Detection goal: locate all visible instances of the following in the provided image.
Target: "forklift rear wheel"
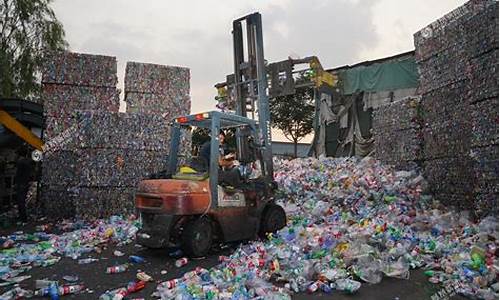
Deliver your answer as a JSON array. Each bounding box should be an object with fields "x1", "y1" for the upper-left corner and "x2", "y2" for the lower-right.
[
  {"x1": 182, "y1": 217, "x2": 213, "y2": 258},
  {"x1": 260, "y1": 204, "x2": 286, "y2": 237}
]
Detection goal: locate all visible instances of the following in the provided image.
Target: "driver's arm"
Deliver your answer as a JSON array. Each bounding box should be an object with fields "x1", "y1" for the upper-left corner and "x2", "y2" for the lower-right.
[{"x1": 218, "y1": 152, "x2": 236, "y2": 168}]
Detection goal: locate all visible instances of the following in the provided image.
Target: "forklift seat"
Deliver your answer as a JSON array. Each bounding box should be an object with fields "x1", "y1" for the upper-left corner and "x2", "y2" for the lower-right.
[{"x1": 172, "y1": 172, "x2": 209, "y2": 181}]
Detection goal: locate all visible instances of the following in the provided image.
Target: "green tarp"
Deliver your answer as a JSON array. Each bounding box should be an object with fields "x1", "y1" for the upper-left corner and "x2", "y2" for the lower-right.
[{"x1": 339, "y1": 56, "x2": 418, "y2": 95}]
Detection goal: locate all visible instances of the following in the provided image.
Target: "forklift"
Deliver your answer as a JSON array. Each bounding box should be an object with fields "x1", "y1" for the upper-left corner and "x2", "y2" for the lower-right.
[{"x1": 135, "y1": 13, "x2": 287, "y2": 257}]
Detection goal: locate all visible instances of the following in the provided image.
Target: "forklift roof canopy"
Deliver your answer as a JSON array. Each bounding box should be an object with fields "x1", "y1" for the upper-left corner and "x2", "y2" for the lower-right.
[{"x1": 174, "y1": 111, "x2": 257, "y2": 130}]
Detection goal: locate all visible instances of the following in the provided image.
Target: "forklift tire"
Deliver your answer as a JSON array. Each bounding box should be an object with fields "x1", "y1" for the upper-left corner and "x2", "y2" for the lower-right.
[
  {"x1": 181, "y1": 217, "x2": 213, "y2": 258},
  {"x1": 259, "y1": 204, "x2": 286, "y2": 237}
]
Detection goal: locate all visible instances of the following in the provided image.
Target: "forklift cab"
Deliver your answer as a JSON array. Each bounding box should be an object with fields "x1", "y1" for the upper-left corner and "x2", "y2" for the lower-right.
[
  {"x1": 135, "y1": 111, "x2": 286, "y2": 257},
  {"x1": 167, "y1": 110, "x2": 269, "y2": 200}
]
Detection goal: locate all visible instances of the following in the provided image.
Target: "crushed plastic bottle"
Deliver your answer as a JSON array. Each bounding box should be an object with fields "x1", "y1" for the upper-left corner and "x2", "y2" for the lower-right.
[
  {"x1": 106, "y1": 263, "x2": 129, "y2": 274},
  {"x1": 0, "y1": 215, "x2": 140, "y2": 283},
  {"x1": 99, "y1": 287, "x2": 128, "y2": 300},
  {"x1": 129, "y1": 255, "x2": 145, "y2": 263},
  {"x1": 334, "y1": 278, "x2": 362, "y2": 293},
  {"x1": 0, "y1": 287, "x2": 33, "y2": 300},
  {"x1": 175, "y1": 257, "x2": 189, "y2": 267},
  {"x1": 151, "y1": 157, "x2": 498, "y2": 299},
  {"x1": 78, "y1": 258, "x2": 99, "y2": 264}
]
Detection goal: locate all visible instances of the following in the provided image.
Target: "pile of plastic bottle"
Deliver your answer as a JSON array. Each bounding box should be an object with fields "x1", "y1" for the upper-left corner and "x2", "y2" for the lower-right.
[
  {"x1": 153, "y1": 156, "x2": 498, "y2": 299},
  {"x1": 0, "y1": 215, "x2": 140, "y2": 295}
]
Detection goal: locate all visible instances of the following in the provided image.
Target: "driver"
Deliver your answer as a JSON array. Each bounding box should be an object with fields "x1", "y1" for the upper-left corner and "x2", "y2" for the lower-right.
[{"x1": 193, "y1": 131, "x2": 241, "y2": 187}]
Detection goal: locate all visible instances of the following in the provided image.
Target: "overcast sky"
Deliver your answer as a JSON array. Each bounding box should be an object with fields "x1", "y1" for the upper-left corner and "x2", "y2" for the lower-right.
[{"x1": 52, "y1": 0, "x2": 466, "y2": 127}]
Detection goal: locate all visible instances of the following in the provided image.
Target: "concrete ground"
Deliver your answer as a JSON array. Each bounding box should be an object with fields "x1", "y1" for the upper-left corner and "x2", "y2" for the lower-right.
[{"x1": 0, "y1": 222, "x2": 467, "y2": 300}]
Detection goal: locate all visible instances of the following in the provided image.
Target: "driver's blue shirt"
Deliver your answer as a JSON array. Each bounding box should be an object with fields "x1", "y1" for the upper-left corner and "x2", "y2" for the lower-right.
[{"x1": 199, "y1": 141, "x2": 226, "y2": 170}]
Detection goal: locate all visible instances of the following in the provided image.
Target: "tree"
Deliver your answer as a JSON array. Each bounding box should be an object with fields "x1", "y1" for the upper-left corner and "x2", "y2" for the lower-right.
[
  {"x1": 270, "y1": 88, "x2": 315, "y2": 157},
  {"x1": 0, "y1": 0, "x2": 67, "y2": 99}
]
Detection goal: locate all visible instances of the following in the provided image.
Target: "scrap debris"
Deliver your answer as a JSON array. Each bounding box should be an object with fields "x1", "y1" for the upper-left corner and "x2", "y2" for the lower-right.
[{"x1": 151, "y1": 157, "x2": 498, "y2": 299}]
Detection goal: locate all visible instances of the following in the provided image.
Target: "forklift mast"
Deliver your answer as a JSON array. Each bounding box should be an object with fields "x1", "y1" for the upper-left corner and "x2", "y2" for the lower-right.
[
  {"x1": 216, "y1": 48, "x2": 339, "y2": 159},
  {"x1": 231, "y1": 13, "x2": 273, "y2": 180}
]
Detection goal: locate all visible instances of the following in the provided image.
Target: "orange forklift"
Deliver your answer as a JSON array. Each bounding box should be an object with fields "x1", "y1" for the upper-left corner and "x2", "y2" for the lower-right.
[{"x1": 135, "y1": 13, "x2": 286, "y2": 257}]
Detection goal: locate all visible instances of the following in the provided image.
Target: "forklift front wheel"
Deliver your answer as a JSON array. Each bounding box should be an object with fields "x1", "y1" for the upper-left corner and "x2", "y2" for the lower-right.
[
  {"x1": 259, "y1": 204, "x2": 286, "y2": 237},
  {"x1": 182, "y1": 217, "x2": 213, "y2": 258}
]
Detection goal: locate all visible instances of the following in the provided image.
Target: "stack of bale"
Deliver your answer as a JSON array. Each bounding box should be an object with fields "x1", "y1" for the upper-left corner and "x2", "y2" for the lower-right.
[
  {"x1": 124, "y1": 62, "x2": 190, "y2": 114},
  {"x1": 124, "y1": 62, "x2": 192, "y2": 160},
  {"x1": 372, "y1": 97, "x2": 423, "y2": 170},
  {"x1": 41, "y1": 52, "x2": 120, "y2": 139},
  {"x1": 41, "y1": 52, "x2": 191, "y2": 219},
  {"x1": 41, "y1": 52, "x2": 120, "y2": 218},
  {"x1": 414, "y1": 0, "x2": 498, "y2": 217}
]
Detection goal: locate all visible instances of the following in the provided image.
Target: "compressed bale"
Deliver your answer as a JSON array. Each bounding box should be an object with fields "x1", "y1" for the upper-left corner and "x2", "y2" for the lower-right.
[
  {"x1": 467, "y1": 49, "x2": 499, "y2": 103},
  {"x1": 372, "y1": 97, "x2": 423, "y2": 166},
  {"x1": 423, "y1": 157, "x2": 475, "y2": 195},
  {"x1": 422, "y1": 119, "x2": 472, "y2": 159},
  {"x1": 106, "y1": 188, "x2": 136, "y2": 217},
  {"x1": 473, "y1": 192, "x2": 499, "y2": 219},
  {"x1": 40, "y1": 57, "x2": 192, "y2": 219},
  {"x1": 41, "y1": 184, "x2": 77, "y2": 219},
  {"x1": 124, "y1": 62, "x2": 190, "y2": 95},
  {"x1": 43, "y1": 114, "x2": 80, "y2": 141},
  {"x1": 74, "y1": 111, "x2": 171, "y2": 151},
  {"x1": 125, "y1": 91, "x2": 191, "y2": 115},
  {"x1": 414, "y1": 0, "x2": 497, "y2": 61},
  {"x1": 471, "y1": 98, "x2": 499, "y2": 147},
  {"x1": 470, "y1": 144, "x2": 499, "y2": 193},
  {"x1": 71, "y1": 187, "x2": 109, "y2": 219},
  {"x1": 433, "y1": 192, "x2": 474, "y2": 211},
  {"x1": 373, "y1": 128, "x2": 422, "y2": 163},
  {"x1": 42, "y1": 51, "x2": 118, "y2": 87},
  {"x1": 417, "y1": 48, "x2": 471, "y2": 92},
  {"x1": 371, "y1": 97, "x2": 422, "y2": 130},
  {"x1": 71, "y1": 187, "x2": 136, "y2": 218},
  {"x1": 419, "y1": 80, "x2": 471, "y2": 122},
  {"x1": 41, "y1": 150, "x2": 81, "y2": 187},
  {"x1": 42, "y1": 84, "x2": 120, "y2": 113},
  {"x1": 76, "y1": 149, "x2": 168, "y2": 187},
  {"x1": 465, "y1": 3, "x2": 499, "y2": 58}
]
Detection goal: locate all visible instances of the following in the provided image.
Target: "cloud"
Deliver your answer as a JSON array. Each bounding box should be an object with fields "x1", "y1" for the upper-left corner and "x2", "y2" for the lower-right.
[
  {"x1": 51, "y1": 0, "x2": 382, "y2": 115},
  {"x1": 357, "y1": 0, "x2": 468, "y2": 60},
  {"x1": 263, "y1": 0, "x2": 380, "y2": 66}
]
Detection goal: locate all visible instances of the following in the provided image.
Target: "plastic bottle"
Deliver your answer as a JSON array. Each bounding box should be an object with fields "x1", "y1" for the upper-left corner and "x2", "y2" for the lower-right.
[
  {"x1": 129, "y1": 255, "x2": 145, "y2": 263},
  {"x1": 58, "y1": 284, "x2": 85, "y2": 296},
  {"x1": 175, "y1": 257, "x2": 189, "y2": 267},
  {"x1": 34, "y1": 286, "x2": 52, "y2": 297},
  {"x1": 320, "y1": 282, "x2": 333, "y2": 294},
  {"x1": 99, "y1": 288, "x2": 128, "y2": 300},
  {"x1": 126, "y1": 280, "x2": 146, "y2": 293},
  {"x1": 78, "y1": 258, "x2": 98, "y2": 264},
  {"x1": 334, "y1": 279, "x2": 361, "y2": 293},
  {"x1": 307, "y1": 281, "x2": 319, "y2": 293},
  {"x1": 49, "y1": 283, "x2": 59, "y2": 300},
  {"x1": 164, "y1": 278, "x2": 180, "y2": 289},
  {"x1": 106, "y1": 263, "x2": 129, "y2": 274},
  {"x1": 33, "y1": 258, "x2": 60, "y2": 267},
  {"x1": 137, "y1": 271, "x2": 153, "y2": 282},
  {"x1": 35, "y1": 279, "x2": 58, "y2": 289},
  {"x1": 0, "y1": 287, "x2": 33, "y2": 299}
]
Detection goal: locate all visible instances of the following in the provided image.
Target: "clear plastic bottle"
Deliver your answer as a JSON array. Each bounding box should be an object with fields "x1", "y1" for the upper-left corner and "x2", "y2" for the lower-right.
[
  {"x1": 105, "y1": 263, "x2": 128, "y2": 274},
  {"x1": 58, "y1": 284, "x2": 85, "y2": 296},
  {"x1": 334, "y1": 278, "x2": 361, "y2": 293},
  {"x1": 78, "y1": 258, "x2": 98, "y2": 264}
]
